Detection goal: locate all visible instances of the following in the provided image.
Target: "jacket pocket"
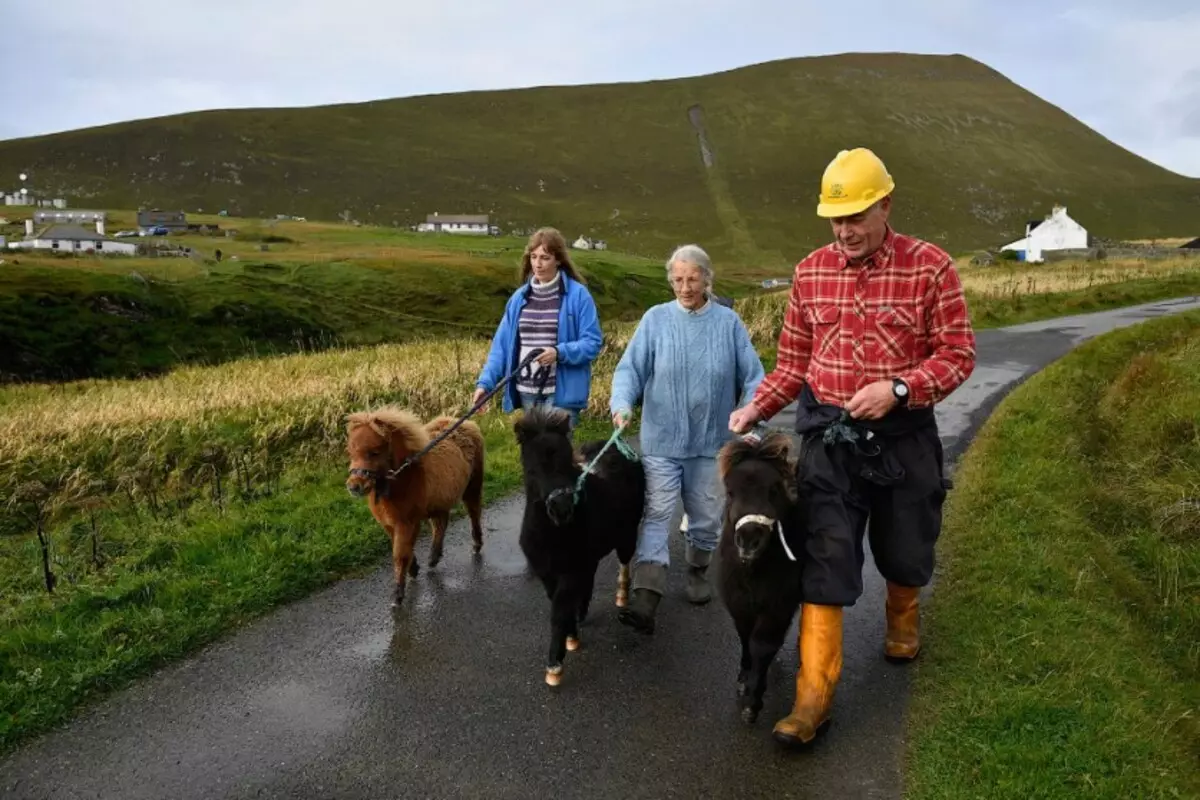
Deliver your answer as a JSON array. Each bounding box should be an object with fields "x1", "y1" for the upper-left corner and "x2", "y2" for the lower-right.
[
  {"x1": 806, "y1": 305, "x2": 841, "y2": 360},
  {"x1": 872, "y1": 304, "x2": 918, "y2": 361}
]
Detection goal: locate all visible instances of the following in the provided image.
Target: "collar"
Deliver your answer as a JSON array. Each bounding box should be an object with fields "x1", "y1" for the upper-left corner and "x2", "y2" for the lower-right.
[
  {"x1": 531, "y1": 269, "x2": 562, "y2": 290},
  {"x1": 676, "y1": 296, "x2": 712, "y2": 315},
  {"x1": 836, "y1": 226, "x2": 896, "y2": 271}
]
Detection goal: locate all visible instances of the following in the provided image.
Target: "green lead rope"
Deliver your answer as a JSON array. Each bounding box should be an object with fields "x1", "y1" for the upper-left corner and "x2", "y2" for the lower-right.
[{"x1": 570, "y1": 424, "x2": 640, "y2": 505}]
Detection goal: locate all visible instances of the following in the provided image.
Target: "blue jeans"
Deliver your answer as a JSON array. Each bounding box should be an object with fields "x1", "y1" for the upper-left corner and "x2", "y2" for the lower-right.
[
  {"x1": 636, "y1": 455, "x2": 723, "y2": 567},
  {"x1": 518, "y1": 392, "x2": 580, "y2": 430}
]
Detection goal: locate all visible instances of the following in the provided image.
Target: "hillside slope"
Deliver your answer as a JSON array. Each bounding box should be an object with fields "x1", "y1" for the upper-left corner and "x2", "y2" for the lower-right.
[{"x1": 2, "y1": 53, "x2": 1197, "y2": 260}]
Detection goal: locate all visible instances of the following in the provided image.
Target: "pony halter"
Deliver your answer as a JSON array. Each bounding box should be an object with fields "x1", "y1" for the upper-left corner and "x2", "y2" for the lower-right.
[{"x1": 734, "y1": 514, "x2": 797, "y2": 562}]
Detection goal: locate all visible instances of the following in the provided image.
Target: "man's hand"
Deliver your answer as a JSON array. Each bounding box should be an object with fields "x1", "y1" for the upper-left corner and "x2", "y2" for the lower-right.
[
  {"x1": 612, "y1": 410, "x2": 631, "y2": 429},
  {"x1": 846, "y1": 380, "x2": 898, "y2": 420},
  {"x1": 729, "y1": 404, "x2": 763, "y2": 434},
  {"x1": 471, "y1": 387, "x2": 489, "y2": 410},
  {"x1": 535, "y1": 347, "x2": 557, "y2": 366}
]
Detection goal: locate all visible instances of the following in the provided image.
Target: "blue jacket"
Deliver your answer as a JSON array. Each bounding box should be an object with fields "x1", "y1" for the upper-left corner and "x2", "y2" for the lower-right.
[{"x1": 477, "y1": 271, "x2": 603, "y2": 412}]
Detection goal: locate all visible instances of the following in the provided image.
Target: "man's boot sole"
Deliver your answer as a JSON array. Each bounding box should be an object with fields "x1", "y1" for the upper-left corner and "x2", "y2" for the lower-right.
[
  {"x1": 772, "y1": 717, "x2": 831, "y2": 748},
  {"x1": 617, "y1": 607, "x2": 655, "y2": 634}
]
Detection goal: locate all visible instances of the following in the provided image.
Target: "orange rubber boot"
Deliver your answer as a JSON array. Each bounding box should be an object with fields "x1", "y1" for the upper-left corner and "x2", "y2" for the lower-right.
[
  {"x1": 773, "y1": 603, "x2": 843, "y2": 746},
  {"x1": 885, "y1": 582, "x2": 921, "y2": 662}
]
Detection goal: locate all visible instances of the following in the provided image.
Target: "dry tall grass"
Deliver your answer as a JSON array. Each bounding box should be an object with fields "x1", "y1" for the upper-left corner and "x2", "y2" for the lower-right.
[{"x1": 2, "y1": 255, "x2": 1195, "y2": 521}]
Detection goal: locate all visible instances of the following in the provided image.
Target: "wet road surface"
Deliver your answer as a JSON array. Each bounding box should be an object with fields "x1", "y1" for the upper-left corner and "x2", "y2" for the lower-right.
[{"x1": 3, "y1": 297, "x2": 1198, "y2": 800}]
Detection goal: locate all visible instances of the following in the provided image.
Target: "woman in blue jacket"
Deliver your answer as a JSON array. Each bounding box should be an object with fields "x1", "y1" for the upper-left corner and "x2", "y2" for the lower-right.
[{"x1": 473, "y1": 228, "x2": 603, "y2": 429}]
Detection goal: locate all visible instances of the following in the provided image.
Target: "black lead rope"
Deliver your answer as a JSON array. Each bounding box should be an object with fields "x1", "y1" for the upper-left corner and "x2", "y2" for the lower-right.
[{"x1": 385, "y1": 347, "x2": 547, "y2": 480}]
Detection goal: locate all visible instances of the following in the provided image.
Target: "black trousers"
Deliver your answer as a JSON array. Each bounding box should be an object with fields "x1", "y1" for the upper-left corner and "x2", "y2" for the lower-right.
[{"x1": 796, "y1": 424, "x2": 951, "y2": 606}]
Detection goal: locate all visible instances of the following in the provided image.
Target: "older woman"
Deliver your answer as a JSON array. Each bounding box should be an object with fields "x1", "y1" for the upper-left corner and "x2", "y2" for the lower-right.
[
  {"x1": 610, "y1": 244, "x2": 764, "y2": 633},
  {"x1": 473, "y1": 227, "x2": 603, "y2": 430}
]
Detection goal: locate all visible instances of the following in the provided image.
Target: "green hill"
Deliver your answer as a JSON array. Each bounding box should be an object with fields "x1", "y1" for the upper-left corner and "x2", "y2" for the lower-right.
[{"x1": 2, "y1": 53, "x2": 1196, "y2": 262}]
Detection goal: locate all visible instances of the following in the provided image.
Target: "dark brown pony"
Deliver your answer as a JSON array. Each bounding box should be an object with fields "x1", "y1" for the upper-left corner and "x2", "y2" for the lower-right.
[
  {"x1": 345, "y1": 408, "x2": 485, "y2": 606},
  {"x1": 715, "y1": 430, "x2": 805, "y2": 723}
]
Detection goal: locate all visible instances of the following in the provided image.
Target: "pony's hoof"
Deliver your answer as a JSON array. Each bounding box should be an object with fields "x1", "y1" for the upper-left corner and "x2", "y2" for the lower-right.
[
  {"x1": 741, "y1": 706, "x2": 759, "y2": 724},
  {"x1": 566, "y1": 636, "x2": 581, "y2": 652},
  {"x1": 545, "y1": 666, "x2": 563, "y2": 687}
]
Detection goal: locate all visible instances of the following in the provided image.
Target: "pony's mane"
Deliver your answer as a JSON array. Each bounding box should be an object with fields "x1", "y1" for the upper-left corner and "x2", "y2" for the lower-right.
[
  {"x1": 513, "y1": 405, "x2": 572, "y2": 440},
  {"x1": 347, "y1": 407, "x2": 431, "y2": 453},
  {"x1": 718, "y1": 431, "x2": 796, "y2": 484}
]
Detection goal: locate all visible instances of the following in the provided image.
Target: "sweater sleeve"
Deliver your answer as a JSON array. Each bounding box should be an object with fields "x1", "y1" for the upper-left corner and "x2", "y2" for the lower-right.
[
  {"x1": 610, "y1": 312, "x2": 654, "y2": 415},
  {"x1": 733, "y1": 314, "x2": 765, "y2": 407}
]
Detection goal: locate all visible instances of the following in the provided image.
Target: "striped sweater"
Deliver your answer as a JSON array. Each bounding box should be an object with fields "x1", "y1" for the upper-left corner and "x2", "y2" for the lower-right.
[{"x1": 516, "y1": 271, "x2": 563, "y2": 394}]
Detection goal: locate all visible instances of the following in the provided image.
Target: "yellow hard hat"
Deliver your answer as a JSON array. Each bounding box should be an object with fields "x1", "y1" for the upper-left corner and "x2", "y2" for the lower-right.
[{"x1": 817, "y1": 148, "x2": 895, "y2": 218}]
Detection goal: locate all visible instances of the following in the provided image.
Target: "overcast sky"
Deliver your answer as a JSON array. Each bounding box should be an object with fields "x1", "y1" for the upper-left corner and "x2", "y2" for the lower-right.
[{"x1": 5, "y1": 0, "x2": 1198, "y2": 177}]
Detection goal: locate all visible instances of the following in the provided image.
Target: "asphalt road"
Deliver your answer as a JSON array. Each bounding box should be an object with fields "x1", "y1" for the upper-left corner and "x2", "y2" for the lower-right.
[{"x1": 3, "y1": 297, "x2": 1198, "y2": 800}]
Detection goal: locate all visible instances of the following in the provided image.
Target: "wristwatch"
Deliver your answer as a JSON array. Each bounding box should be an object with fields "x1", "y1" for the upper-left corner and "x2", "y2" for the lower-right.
[{"x1": 892, "y1": 378, "x2": 910, "y2": 406}]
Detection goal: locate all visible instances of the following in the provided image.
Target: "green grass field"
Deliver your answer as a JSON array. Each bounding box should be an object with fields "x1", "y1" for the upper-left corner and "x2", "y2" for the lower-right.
[
  {"x1": 906, "y1": 311, "x2": 1200, "y2": 799},
  {"x1": 0, "y1": 212, "x2": 711, "y2": 382}
]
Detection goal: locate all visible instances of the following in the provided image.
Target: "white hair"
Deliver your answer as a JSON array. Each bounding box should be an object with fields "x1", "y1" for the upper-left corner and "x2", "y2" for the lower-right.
[{"x1": 665, "y1": 244, "x2": 714, "y2": 290}]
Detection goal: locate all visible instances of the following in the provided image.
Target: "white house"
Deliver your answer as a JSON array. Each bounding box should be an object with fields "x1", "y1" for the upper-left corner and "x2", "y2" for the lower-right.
[
  {"x1": 416, "y1": 213, "x2": 490, "y2": 235},
  {"x1": 572, "y1": 236, "x2": 608, "y2": 251},
  {"x1": 7, "y1": 221, "x2": 138, "y2": 256},
  {"x1": 1001, "y1": 205, "x2": 1089, "y2": 262}
]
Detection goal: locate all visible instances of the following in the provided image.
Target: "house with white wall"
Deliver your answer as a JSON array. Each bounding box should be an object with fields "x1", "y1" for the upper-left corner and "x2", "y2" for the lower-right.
[
  {"x1": 8, "y1": 221, "x2": 138, "y2": 255},
  {"x1": 1001, "y1": 205, "x2": 1090, "y2": 262},
  {"x1": 416, "y1": 213, "x2": 490, "y2": 235}
]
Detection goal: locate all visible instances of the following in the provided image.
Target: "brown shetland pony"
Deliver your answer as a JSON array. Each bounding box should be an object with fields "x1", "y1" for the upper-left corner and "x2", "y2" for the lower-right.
[{"x1": 345, "y1": 408, "x2": 485, "y2": 607}]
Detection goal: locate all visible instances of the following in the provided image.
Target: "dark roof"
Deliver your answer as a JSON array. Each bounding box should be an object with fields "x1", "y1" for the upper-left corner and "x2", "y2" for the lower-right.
[
  {"x1": 38, "y1": 223, "x2": 104, "y2": 241},
  {"x1": 426, "y1": 214, "x2": 489, "y2": 224},
  {"x1": 1180, "y1": 237, "x2": 1200, "y2": 249}
]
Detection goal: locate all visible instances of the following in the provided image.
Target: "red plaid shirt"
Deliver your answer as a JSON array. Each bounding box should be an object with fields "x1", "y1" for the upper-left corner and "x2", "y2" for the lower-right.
[{"x1": 751, "y1": 227, "x2": 975, "y2": 419}]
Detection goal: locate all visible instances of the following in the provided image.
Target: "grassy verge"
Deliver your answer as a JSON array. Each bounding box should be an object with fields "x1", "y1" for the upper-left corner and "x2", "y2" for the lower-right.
[
  {"x1": 1, "y1": 410, "x2": 611, "y2": 752},
  {"x1": 906, "y1": 311, "x2": 1200, "y2": 799}
]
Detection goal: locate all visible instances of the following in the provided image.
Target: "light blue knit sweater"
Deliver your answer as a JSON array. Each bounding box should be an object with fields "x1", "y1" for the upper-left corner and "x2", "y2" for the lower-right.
[{"x1": 611, "y1": 299, "x2": 765, "y2": 459}]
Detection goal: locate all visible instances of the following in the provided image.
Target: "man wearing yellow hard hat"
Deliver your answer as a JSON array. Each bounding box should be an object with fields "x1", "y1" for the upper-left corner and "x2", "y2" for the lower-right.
[{"x1": 729, "y1": 147, "x2": 976, "y2": 747}]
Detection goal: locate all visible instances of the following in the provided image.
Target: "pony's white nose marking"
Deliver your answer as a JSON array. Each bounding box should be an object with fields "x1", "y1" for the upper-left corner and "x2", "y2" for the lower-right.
[{"x1": 733, "y1": 514, "x2": 796, "y2": 562}]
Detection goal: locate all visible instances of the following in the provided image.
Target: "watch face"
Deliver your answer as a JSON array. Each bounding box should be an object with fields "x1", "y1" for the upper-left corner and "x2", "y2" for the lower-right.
[{"x1": 895, "y1": 381, "x2": 908, "y2": 396}]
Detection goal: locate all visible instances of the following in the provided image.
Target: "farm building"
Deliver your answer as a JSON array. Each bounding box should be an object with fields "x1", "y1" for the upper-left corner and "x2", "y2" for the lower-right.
[
  {"x1": 1000, "y1": 205, "x2": 1090, "y2": 262},
  {"x1": 416, "y1": 213, "x2": 492, "y2": 235},
  {"x1": 1180, "y1": 237, "x2": 1200, "y2": 249},
  {"x1": 7, "y1": 221, "x2": 138, "y2": 255},
  {"x1": 572, "y1": 236, "x2": 608, "y2": 250},
  {"x1": 137, "y1": 209, "x2": 188, "y2": 232}
]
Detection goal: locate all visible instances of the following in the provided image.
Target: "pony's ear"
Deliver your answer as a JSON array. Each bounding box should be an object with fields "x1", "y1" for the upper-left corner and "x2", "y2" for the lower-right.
[
  {"x1": 545, "y1": 408, "x2": 572, "y2": 438},
  {"x1": 513, "y1": 411, "x2": 531, "y2": 445},
  {"x1": 387, "y1": 427, "x2": 411, "y2": 463},
  {"x1": 717, "y1": 439, "x2": 749, "y2": 480}
]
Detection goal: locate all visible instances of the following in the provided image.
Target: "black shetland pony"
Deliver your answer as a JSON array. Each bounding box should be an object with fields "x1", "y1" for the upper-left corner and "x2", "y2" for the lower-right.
[
  {"x1": 715, "y1": 430, "x2": 806, "y2": 723},
  {"x1": 514, "y1": 407, "x2": 645, "y2": 687}
]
